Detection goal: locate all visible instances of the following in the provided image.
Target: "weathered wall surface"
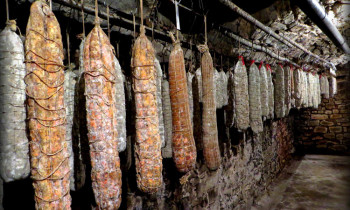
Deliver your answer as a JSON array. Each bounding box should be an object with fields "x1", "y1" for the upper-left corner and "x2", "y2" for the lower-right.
[
  {"x1": 123, "y1": 117, "x2": 295, "y2": 209},
  {"x1": 295, "y1": 64, "x2": 350, "y2": 155}
]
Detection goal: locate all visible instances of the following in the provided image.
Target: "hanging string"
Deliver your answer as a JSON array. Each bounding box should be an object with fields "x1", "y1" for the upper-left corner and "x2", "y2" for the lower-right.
[
  {"x1": 133, "y1": 13, "x2": 136, "y2": 40},
  {"x1": 49, "y1": 0, "x2": 52, "y2": 11},
  {"x1": 81, "y1": 0, "x2": 85, "y2": 37},
  {"x1": 204, "y1": 15, "x2": 207, "y2": 45},
  {"x1": 66, "y1": 30, "x2": 71, "y2": 69},
  {"x1": 5, "y1": 0, "x2": 9, "y2": 22},
  {"x1": 107, "y1": 5, "x2": 110, "y2": 40},
  {"x1": 94, "y1": 0, "x2": 98, "y2": 25},
  {"x1": 140, "y1": 0, "x2": 144, "y2": 29}
]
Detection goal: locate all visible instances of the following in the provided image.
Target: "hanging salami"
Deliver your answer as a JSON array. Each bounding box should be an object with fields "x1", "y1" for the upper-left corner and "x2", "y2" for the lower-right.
[
  {"x1": 155, "y1": 58, "x2": 165, "y2": 148},
  {"x1": 234, "y1": 57, "x2": 250, "y2": 131},
  {"x1": 25, "y1": 1, "x2": 71, "y2": 208},
  {"x1": 192, "y1": 70, "x2": 203, "y2": 151},
  {"x1": 284, "y1": 65, "x2": 291, "y2": 116},
  {"x1": 132, "y1": 26, "x2": 162, "y2": 193},
  {"x1": 187, "y1": 71, "x2": 194, "y2": 126},
  {"x1": 293, "y1": 69, "x2": 302, "y2": 109},
  {"x1": 302, "y1": 71, "x2": 309, "y2": 108},
  {"x1": 64, "y1": 67, "x2": 77, "y2": 191},
  {"x1": 249, "y1": 62, "x2": 263, "y2": 134},
  {"x1": 259, "y1": 62, "x2": 269, "y2": 118},
  {"x1": 225, "y1": 69, "x2": 235, "y2": 127},
  {"x1": 307, "y1": 73, "x2": 313, "y2": 107},
  {"x1": 290, "y1": 66, "x2": 295, "y2": 108},
  {"x1": 84, "y1": 17, "x2": 122, "y2": 207},
  {"x1": 195, "y1": 68, "x2": 203, "y2": 103},
  {"x1": 274, "y1": 64, "x2": 285, "y2": 118},
  {"x1": 198, "y1": 44, "x2": 221, "y2": 170},
  {"x1": 169, "y1": 35, "x2": 196, "y2": 173},
  {"x1": 114, "y1": 55, "x2": 127, "y2": 152},
  {"x1": 316, "y1": 74, "x2": 321, "y2": 105},
  {"x1": 161, "y1": 76, "x2": 173, "y2": 158},
  {"x1": 267, "y1": 64, "x2": 274, "y2": 119},
  {"x1": 324, "y1": 76, "x2": 330, "y2": 99},
  {"x1": 329, "y1": 76, "x2": 337, "y2": 98},
  {"x1": 220, "y1": 70, "x2": 228, "y2": 107},
  {"x1": 0, "y1": 21, "x2": 30, "y2": 183},
  {"x1": 214, "y1": 68, "x2": 221, "y2": 109}
]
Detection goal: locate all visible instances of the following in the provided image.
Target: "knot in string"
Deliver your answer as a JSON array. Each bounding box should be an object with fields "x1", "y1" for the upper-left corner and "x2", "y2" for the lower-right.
[
  {"x1": 197, "y1": 44, "x2": 209, "y2": 53},
  {"x1": 6, "y1": 19, "x2": 17, "y2": 32}
]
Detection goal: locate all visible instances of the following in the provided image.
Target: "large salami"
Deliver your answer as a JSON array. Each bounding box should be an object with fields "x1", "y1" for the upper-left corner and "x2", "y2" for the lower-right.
[
  {"x1": 284, "y1": 65, "x2": 291, "y2": 116},
  {"x1": 198, "y1": 44, "x2": 221, "y2": 170},
  {"x1": 84, "y1": 17, "x2": 122, "y2": 207},
  {"x1": 161, "y1": 76, "x2": 173, "y2": 158},
  {"x1": 132, "y1": 26, "x2": 162, "y2": 193},
  {"x1": 0, "y1": 21, "x2": 30, "y2": 183},
  {"x1": 293, "y1": 69, "x2": 302, "y2": 109},
  {"x1": 267, "y1": 64, "x2": 274, "y2": 119},
  {"x1": 25, "y1": 2, "x2": 71, "y2": 208},
  {"x1": 169, "y1": 35, "x2": 196, "y2": 173},
  {"x1": 234, "y1": 57, "x2": 250, "y2": 131},
  {"x1": 274, "y1": 64, "x2": 285, "y2": 118},
  {"x1": 155, "y1": 58, "x2": 165, "y2": 148},
  {"x1": 259, "y1": 63, "x2": 269, "y2": 118},
  {"x1": 249, "y1": 62, "x2": 263, "y2": 134}
]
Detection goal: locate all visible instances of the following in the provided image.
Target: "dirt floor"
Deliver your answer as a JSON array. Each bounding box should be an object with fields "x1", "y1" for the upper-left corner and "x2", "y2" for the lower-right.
[{"x1": 253, "y1": 155, "x2": 350, "y2": 210}]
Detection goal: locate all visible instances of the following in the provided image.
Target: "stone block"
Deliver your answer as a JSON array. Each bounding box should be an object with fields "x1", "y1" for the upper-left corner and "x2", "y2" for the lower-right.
[
  {"x1": 312, "y1": 111, "x2": 318, "y2": 114},
  {"x1": 308, "y1": 120, "x2": 320, "y2": 126},
  {"x1": 336, "y1": 118, "x2": 350, "y2": 123},
  {"x1": 333, "y1": 109, "x2": 339, "y2": 114},
  {"x1": 324, "y1": 133, "x2": 335, "y2": 139},
  {"x1": 313, "y1": 126, "x2": 328, "y2": 133},
  {"x1": 329, "y1": 126, "x2": 342, "y2": 133},
  {"x1": 320, "y1": 120, "x2": 334, "y2": 126},
  {"x1": 326, "y1": 104, "x2": 334, "y2": 109},
  {"x1": 312, "y1": 136, "x2": 323, "y2": 140},
  {"x1": 330, "y1": 114, "x2": 342, "y2": 119},
  {"x1": 311, "y1": 114, "x2": 328, "y2": 120},
  {"x1": 336, "y1": 134, "x2": 344, "y2": 140},
  {"x1": 334, "y1": 100, "x2": 343, "y2": 105},
  {"x1": 340, "y1": 110, "x2": 350, "y2": 114},
  {"x1": 344, "y1": 133, "x2": 350, "y2": 139},
  {"x1": 325, "y1": 110, "x2": 332, "y2": 115}
]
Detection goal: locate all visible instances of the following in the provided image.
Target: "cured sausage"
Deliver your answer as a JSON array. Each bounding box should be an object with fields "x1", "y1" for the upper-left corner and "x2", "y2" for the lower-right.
[
  {"x1": 169, "y1": 35, "x2": 196, "y2": 172},
  {"x1": 284, "y1": 65, "x2": 291, "y2": 116},
  {"x1": 259, "y1": 62, "x2": 269, "y2": 118},
  {"x1": 274, "y1": 64, "x2": 285, "y2": 118},
  {"x1": 132, "y1": 26, "x2": 162, "y2": 193},
  {"x1": 234, "y1": 57, "x2": 250, "y2": 131},
  {"x1": 161, "y1": 76, "x2": 173, "y2": 158},
  {"x1": 84, "y1": 18, "x2": 122, "y2": 207},
  {"x1": 25, "y1": 2, "x2": 71, "y2": 208},
  {"x1": 266, "y1": 64, "x2": 274, "y2": 119},
  {"x1": 155, "y1": 58, "x2": 165, "y2": 148},
  {"x1": 249, "y1": 62, "x2": 263, "y2": 134},
  {"x1": 114, "y1": 55, "x2": 127, "y2": 152},
  {"x1": 0, "y1": 21, "x2": 30, "y2": 183},
  {"x1": 198, "y1": 44, "x2": 220, "y2": 170}
]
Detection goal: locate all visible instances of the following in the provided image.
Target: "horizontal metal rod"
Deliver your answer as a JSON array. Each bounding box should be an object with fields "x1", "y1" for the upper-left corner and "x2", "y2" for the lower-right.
[
  {"x1": 218, "y1": 28, "x2": 300, "y2": 68},
  {"x1": 218, "y1": 0, "x2": 336, "y2": 70}
]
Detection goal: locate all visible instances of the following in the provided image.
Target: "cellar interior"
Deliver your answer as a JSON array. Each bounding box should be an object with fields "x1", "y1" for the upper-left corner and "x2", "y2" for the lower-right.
[{"x1": 0, "y1": 0, "x2": 349, "y2": 209}]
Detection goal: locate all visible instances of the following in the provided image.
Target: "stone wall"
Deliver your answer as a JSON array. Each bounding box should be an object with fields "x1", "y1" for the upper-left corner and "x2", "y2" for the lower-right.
[
  {"x1": 122, "y1": 117, "x2": 295, "y2": 209},
  {"x1": 295, "y1": 63, "x2": 350, "y2": 155}
]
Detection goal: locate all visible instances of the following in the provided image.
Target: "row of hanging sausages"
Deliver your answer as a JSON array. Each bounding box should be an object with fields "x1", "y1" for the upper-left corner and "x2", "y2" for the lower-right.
[{"x1": 0, "y1": 1, "x2": 337, "y2": 209}]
